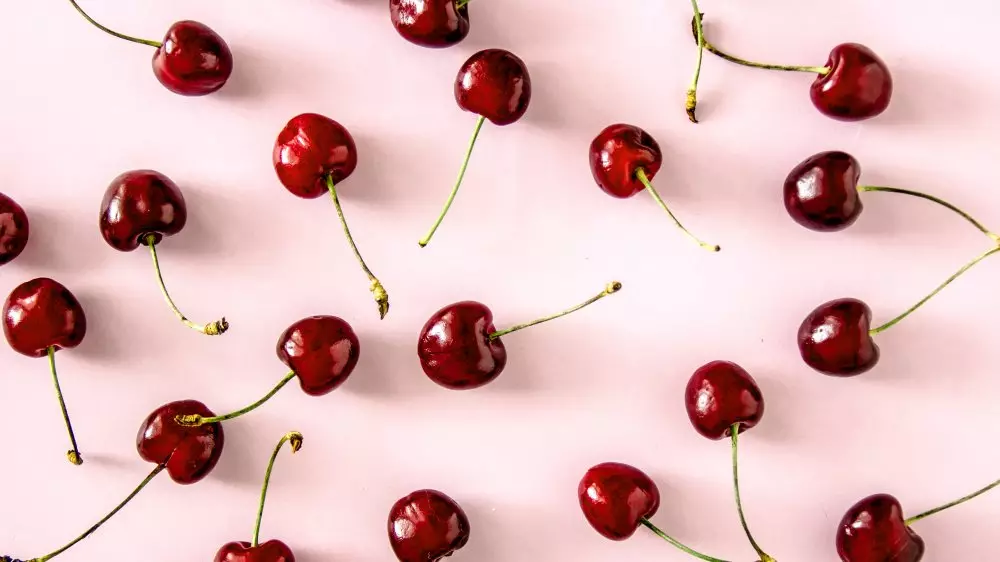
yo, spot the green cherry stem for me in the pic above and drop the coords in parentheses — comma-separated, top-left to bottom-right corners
(686, 1, 705, 123)
(640, 519, 732, 562)
(635, 168, 720, 252)
(488, 281, 622, 340)
(455, 0, 471, 8)
(146, 234, 229, 336)
(731, 424, 776, 562)
(858, 186, 1000, 242)
(47, 346, 82, 466)
(253, 432, 304, 547)
(419, 115, 486, 248)
(693, 16, 828, 76)
(326, 175, 390, 319)
(66, 0, 162, 48)
(904, 476, 1000, 526)
(175, 371, 297, 426)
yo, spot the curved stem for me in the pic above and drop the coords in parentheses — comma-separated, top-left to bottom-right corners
(731, 424, 775, 562)
(635, 168, 720, 252)
(418, 116, 486, 248)
(905, 477, 1000, 526)
(870, 245, 1000, 335)
(686, 3, 705, 123)
(859, 186, 999, 242)
(640, 519, 732, 562)
(693, 17, 828, 75)
(326, 175, 389, 319)
(30, 465, 164, 562)
(488, 281, 622, 340)
(66, 0, 161, 48)
(146, 234, 229, 336)
(47, 347, 82, 466)
(455, 0, 470, 8)
(253, 432, 304, 547)
(175, 371, 297, 426)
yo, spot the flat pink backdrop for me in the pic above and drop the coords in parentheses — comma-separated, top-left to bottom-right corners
(3, 1, 999, 560)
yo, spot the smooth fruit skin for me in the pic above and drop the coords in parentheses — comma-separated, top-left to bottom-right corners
(388, 489, 470, 562)
(685, 360, 764, 440)
(274, 113, 358, 199)
(784, 151, 863, 231)
(798, 298, 880, 377)
(0, 193, 29, 266)
(214, 540, 296, 562)
(810, 43, 893, 122)
(589, 124, 663, 199)
(417, 301, 507, 390)
(390, 0, 470, 48)
(836, 494, 925, 562)
(455, 49, 531, 126)
(276, 315, 361, 396)
(136, 400, 224, 484)
(99, 170, 188, 251)
(152, 21, 234, 96)
(3, 278, 86, 358)
(578, 462, 660, 541)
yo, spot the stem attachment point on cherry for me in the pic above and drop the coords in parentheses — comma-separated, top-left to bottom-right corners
(419, 115, 486, 248)
(488, 281, 621, 340)
(175, 371, 297, 426)
(905, 476, 1000, 526)
(687, 4, 705, 123)
(67, 0, 162, 48)
(731, 424, 776, 562)
(47, 346, 82, 466)
(253, 431, 304, 548)
(691, 15, 829, 76)
(146, 234, 229, 336)
(635, 168, 720, 252)
(640, 518, 732, 562)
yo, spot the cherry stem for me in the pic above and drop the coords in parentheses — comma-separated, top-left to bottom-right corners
(639, 518, 732, 562)
(47, 347, 82, 466)
(858, 186, 1000, 242)
(693, 16, 828, 76)
(686, 1, 705, 123)
(146, 234, 229, 336)
(28, 464, 164, 562)
(252, 431, 303, 547)
(419, 115, 486, 248)
(455, 0, 470, 8)
(731, 424, 776, 562)
(326, 175, 390, 319)
(66, 0, 161, 48)
(488, 281, 622, 340)
(905, 476, 1000, 526)
(175, 371, 297, 426)
(635, 168, 720, 252)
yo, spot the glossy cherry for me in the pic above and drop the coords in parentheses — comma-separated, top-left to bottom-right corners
(0, 193, 29, 266)
(836, 494, 924, 562)
(784, 151, 863, 231)
(388, 489, 470, 562)
(685, 360, 764, 440)
(578, 462, 659, 541)
(390, 0, 470, 48)
(137, 399, 225, 484)
(799, 298, 880, 377)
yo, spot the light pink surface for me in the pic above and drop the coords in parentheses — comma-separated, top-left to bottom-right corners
(3, 1, 1000, 560)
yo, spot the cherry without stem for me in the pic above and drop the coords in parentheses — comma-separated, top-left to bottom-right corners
(390, 0, 470, 48)
(388, 489, 470, 562)
(0, 192, 29, 266)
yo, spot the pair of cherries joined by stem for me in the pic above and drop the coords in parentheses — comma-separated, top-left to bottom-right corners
(788, 151, 1000, 376)
(390, 0, 472, 48)
(388, 489, 470, 561)
(0, 193, 29, 266)
(66, 0, 232, 96)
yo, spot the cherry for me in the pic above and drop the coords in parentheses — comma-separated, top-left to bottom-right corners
(387, 489, 470, 562)
(0, 192, 29, 266)
(3, 277, 86, 465)
(418, 48, 531, 247)
(418, 282, 621, 389)
(589, 124, 719, 252)
(67, 1, 232, 96)
(799, 298, 880, 377)
(784, 151, 863, 231)
(100, 169, 228, 336)
(274, 113, 389, 319)
(390, 0, 470, 48)
(213, 432, 303, 562)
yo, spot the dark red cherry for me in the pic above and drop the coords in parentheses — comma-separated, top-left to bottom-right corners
(136, 399, 224, 484)
(390, 0, 470, 48)
(273, 113, 358, 199)
(455, 49, 531, 126)
(685, 360, 764, 440)
(0, 193, 29, 266)
(810, 44, 893, 122)
(590, 124, 662, 199)
(836, 494, 925, 562)
(99, 170, 187, 251)
(578, 462, 659, 541)
(784, 151, 862, 231)
(152, 21, 233, 96)
(388, 489, 470, 562)
(276, 315, 361, 396)
(799, 298, 880, 377)
(417, 301, 507, 390)
(3, 278, 86, 358)
(214, 540, 295, 562)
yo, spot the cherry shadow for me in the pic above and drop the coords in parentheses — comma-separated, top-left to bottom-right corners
(345, 331, 435, 398)
(161, 186, 232, 258)
(71, 288, 127, 363)
(209, 420, 264, 487)
(213, 44, 266, 101)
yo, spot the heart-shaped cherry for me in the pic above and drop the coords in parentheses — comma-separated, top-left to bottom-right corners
(0, 193, 29, 266)
(388, 489, 470, 562)
(213, 432, 303, 562)
(390, 0, 470, 48)
(67, 1, 232, 96)
(274, 113, 389, 319)
(100, 169, 228, 336)
(418, 282, 621, 389)
(799, 298, 880, 377)
(590, 124, 719, 252)
(418, 48, 531, 247)
(3, 277, 86, 465)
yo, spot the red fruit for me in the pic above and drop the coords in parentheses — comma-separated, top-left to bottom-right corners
(99, 170, 188, 251)
(0, 192, 29, 266)
(276, 315, 361, 396)
(455, 49, 531, 126)
(136, 400, 224, 484)
(685, 360, 764, 440)
(798, 298, 880, 376)
(589, 124, 662, 199)
(390, 0, 470, 48)
(836, 494, 925, 562)
(417, 301, 507, 390)
(273, 113, 358, 199)
(784, 151, 863, 231)
(214, 540, 296, 562)
(388, 489, 470, 562)
(152, 21, 234, 96)
(578, 462, 660, 541)
(3, 278, 86, 358)
(810, 44, 893, 122)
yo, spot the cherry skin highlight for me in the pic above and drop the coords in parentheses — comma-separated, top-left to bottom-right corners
(390, 0, 470, 48)
(152, 21, 234, 96)
(578, 462, 660, 541)
(276, 315, 361, 396)
(784, 151, 863, 231)
(136, 399, 224, 484)
(100, 170, 187, 251)
(799, 298, 880, 377)
(417, 301, 507, 390)
(274, 113, 358, 198)
(836, 494, 925, 562)
(0, 193, 29, 266)
(388, 489, 471, 562)
(214, 540, 295, 562)
(590, 124, 662, 199)
(811, 44, 893, 122)
(685, 360, 764, 440)
(3, 278, 86, 358)
(455, 49, 531, 126)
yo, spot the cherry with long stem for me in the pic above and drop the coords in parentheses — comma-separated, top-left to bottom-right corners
(326, 175, 389, 319)
(175, 371, 296, 427)
(146, 234, 229, 336)
(905, 477, 1000, 525)
(252, 432, 303, 547)
(639, 519, 732, 562)
(731, 424, 776, 562)
(488, 281, 621, 340)
(47, 346, 82, 466)
(419, 115, 486, 248)
(66, 0, 162, 47)
(686, 1, 705, 123)
(635, 169, 720, 252)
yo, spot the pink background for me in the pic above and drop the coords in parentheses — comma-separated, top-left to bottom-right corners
(3, 1, 1000, 560)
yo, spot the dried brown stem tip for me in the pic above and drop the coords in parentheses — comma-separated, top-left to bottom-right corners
(67, 450, 83, 465)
